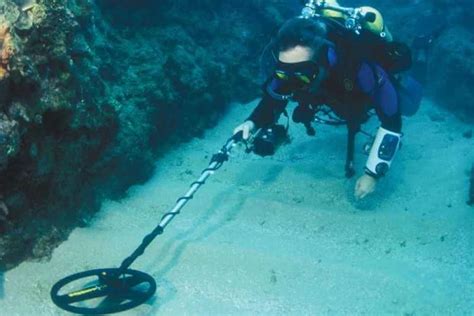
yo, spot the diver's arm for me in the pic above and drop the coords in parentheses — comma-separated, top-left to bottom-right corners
(247, 94, 288, 129)
(234, 81, 289, 140)
(246, 80, 290, 129)
(358, 63, 402, 178)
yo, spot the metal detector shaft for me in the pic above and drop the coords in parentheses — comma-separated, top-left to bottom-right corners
(117, 134, 241, 274)
(160, 160, 219, 229)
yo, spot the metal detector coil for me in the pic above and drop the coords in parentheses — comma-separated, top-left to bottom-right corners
(51, 268, 156, 314)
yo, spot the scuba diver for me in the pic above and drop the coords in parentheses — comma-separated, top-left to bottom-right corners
(233, 0, 420, 200)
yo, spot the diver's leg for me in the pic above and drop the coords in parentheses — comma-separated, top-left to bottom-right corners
(293, 103, 316, 136)
(345, 124, 358, 178)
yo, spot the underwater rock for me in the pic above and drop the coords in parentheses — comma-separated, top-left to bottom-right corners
(0, 114, 20, 171)
(12, 0, 37, 32)
(7, 101, 30, 122)
(15, 11, 34, 32)
(427, 26, 474, 122)
(13, 0, 36, 12)
(0, 195, 8, 222)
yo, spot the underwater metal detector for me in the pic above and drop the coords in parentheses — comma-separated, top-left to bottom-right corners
(50, 132, 244, 314)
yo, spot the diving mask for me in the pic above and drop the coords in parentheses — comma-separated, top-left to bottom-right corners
(274, 60, 320, 86)
(266, 60, 321, 100)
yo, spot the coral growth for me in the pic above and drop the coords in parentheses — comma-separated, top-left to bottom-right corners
(0, 25, 13, 80)
(0, 114, 20, 171)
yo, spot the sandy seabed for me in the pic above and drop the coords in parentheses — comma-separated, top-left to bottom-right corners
(1, 99, 473, 315)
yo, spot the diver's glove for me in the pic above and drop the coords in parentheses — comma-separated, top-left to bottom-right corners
(365, 126, 402, 178)
(355, 174, 377, 200)
(233, 120, 256, 141)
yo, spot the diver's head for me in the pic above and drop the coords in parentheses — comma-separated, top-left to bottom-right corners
(264, 18, 330, 97)
(275, 17, 328, 63)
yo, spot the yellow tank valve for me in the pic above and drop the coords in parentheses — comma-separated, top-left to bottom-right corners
(359, 6, 385, 35)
